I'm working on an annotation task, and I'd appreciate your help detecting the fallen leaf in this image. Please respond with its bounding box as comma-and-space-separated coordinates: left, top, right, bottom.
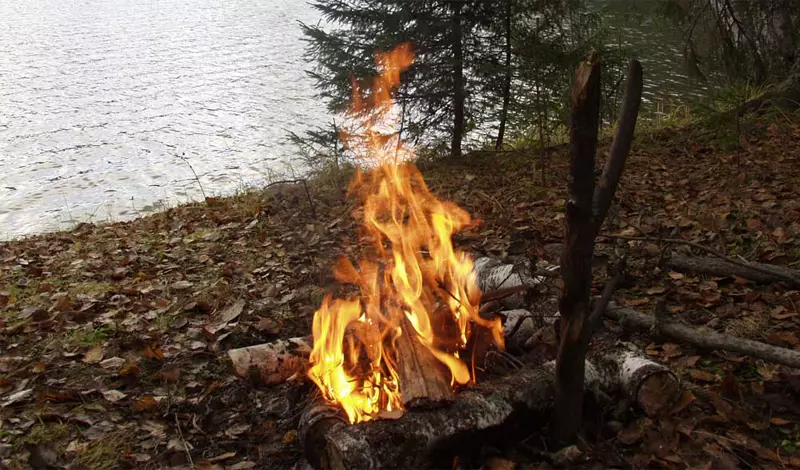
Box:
255, 317, 282, 334
486, 457, 515, 470
101, 390, 127, 403
746, 218, 763, 229
1, 388, 33, 407
767, 331, 799, 346
119, 363, 141, 377
99, 357, 126, 369
769, 417, 791, 426
142, 420, 167, 439
170, 280, 193, 291
668, 271, 685, 280
670, 390, 696, 415
688, 369, 717, 382
646, 285, 667, 295
770, 306, 798, 320
225, 423, 251, 437
83, 345, 104, 364
52, 294, 72, 312
133, 395, 159, 412
209, 452, 237, 463
228, 463, 257, 470
143, 344, 164, 360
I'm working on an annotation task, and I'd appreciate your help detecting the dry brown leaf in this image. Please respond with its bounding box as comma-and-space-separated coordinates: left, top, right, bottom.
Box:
769, 417, 791, 426
767, 331, 799, 346
669, 390, 695, 415
83, 345, 104, 364
746, 218, 763, 229
486, 457, 515, 470
132, 395, 158, 412
101, 390, 127, 403
617, 422, 644, 445
143, 344, 164, 360
688, 369, 717, 382
646, 285, 667, 295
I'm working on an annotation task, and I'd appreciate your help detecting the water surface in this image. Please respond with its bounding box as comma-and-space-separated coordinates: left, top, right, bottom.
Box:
0, 0, 327, 238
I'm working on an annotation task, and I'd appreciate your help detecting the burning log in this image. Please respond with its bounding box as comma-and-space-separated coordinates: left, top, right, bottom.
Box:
228, 309, 535, 384
227, 336, 312, 385
300, 362, 603, 470
395, 318, 455, 407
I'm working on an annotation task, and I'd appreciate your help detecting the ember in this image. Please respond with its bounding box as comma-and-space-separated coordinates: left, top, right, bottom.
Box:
307, 44, 504, 423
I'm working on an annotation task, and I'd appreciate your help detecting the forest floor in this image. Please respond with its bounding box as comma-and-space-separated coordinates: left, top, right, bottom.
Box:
2, 110, 800, 470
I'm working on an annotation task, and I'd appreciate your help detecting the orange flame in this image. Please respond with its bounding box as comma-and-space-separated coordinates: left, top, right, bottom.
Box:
308, 44, 504, 424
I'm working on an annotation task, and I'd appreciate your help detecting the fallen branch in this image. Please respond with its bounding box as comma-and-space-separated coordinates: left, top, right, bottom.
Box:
667, 252, 800, 288
603, 234, 800, 286
605, 302, 800, 369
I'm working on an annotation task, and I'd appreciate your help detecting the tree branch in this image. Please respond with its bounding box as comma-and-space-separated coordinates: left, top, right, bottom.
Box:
592, 59, 643, 235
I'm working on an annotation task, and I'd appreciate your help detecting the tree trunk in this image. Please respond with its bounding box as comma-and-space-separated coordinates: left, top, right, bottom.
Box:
555, 51, 601, 444
555, 57, 643, 444
451, 0, 465, 159
495, 0, 512, 151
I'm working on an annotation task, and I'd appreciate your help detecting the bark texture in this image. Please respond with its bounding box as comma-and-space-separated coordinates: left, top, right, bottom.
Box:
300, 363, 602, 470
227, 336, 312, 385
605, 302, 800, 369
667, 252, 800, 288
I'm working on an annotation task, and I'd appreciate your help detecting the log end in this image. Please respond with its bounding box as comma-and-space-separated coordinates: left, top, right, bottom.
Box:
637, 370, 682, 417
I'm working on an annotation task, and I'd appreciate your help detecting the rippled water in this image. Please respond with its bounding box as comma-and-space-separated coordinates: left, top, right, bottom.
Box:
0, 0, 327, 239
0, 0, 708, 240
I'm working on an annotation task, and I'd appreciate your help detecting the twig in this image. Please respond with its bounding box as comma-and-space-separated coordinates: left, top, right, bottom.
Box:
587, 257, 626, 334
176, 153, 207, 202
174, 413, 194, 469
601, 234, 798, 283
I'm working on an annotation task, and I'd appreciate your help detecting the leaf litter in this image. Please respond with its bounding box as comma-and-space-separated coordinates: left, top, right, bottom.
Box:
1, 115, 800, 468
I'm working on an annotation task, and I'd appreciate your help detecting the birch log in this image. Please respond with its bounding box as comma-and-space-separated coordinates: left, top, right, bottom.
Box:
227, 336, 312, 384
300, 362, 602, 470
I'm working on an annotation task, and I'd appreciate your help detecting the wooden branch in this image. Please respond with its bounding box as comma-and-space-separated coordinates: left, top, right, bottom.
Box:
587, 258, 626, 334
300, 363, 604, 470
556, 50, 602, 444
605, 302, 800, 369
592, 59, 643, 235
395, 318, 454, 408
227, 336, 312, 385
603, 234, 800, 285
667, 252, 800, 288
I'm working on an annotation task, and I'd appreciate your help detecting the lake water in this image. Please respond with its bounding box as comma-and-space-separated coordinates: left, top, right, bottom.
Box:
0, 0, 327, 238
0, 0, 707, 240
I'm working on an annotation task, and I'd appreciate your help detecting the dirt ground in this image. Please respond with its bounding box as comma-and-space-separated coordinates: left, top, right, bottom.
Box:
2, 113, 800, 469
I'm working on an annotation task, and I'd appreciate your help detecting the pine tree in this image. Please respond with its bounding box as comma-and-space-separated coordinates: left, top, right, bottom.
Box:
300, 0, 474, 157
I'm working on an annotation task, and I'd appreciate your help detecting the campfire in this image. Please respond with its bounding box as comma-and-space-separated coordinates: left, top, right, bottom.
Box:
306, 44, 503, 424
221, 49, 730, 470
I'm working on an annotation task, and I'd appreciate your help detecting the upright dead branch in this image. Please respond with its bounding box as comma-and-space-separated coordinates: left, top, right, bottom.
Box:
593, 60, 643, 234
555, 56, 643, 443
555, 51, 602, 443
